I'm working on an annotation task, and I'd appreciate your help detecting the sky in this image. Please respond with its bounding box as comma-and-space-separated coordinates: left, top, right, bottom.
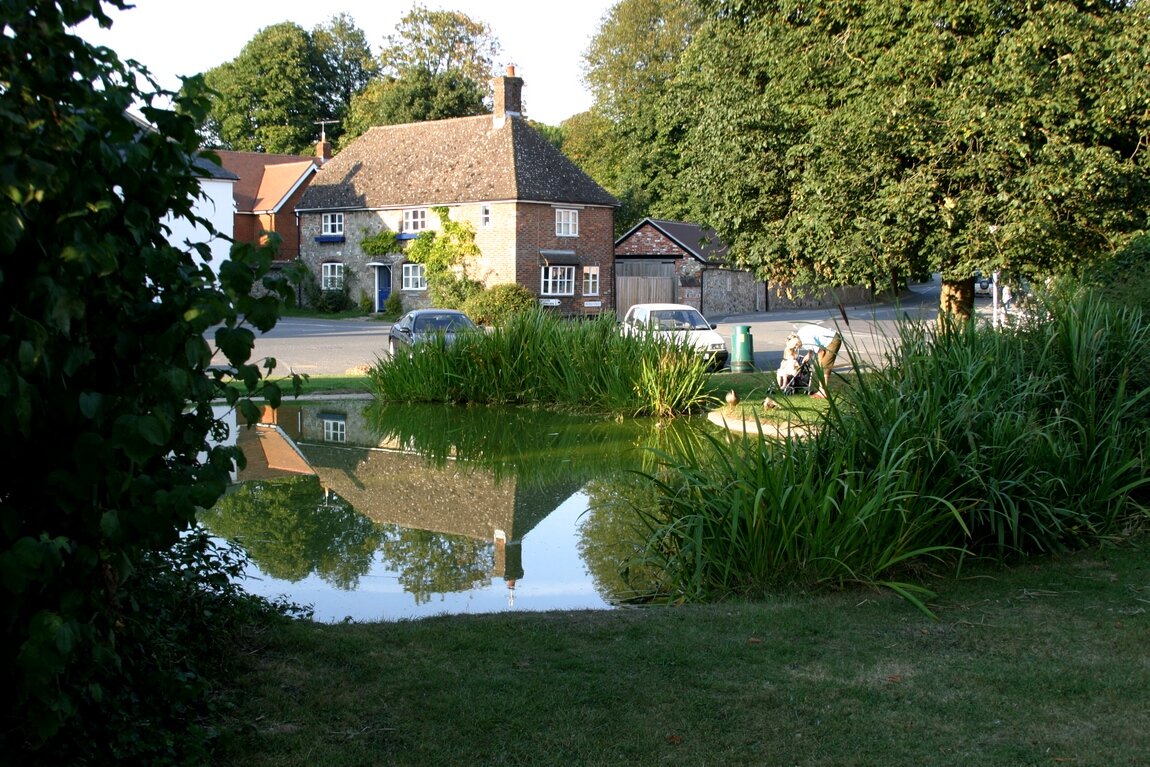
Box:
76, 0, 618, 127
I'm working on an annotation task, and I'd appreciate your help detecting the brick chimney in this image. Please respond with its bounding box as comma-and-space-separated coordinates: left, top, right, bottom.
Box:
492, 65, 523, 126
316, 137, 332, 163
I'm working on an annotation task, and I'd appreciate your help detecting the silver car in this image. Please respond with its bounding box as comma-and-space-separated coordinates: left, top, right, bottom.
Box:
388, 309, 477, 356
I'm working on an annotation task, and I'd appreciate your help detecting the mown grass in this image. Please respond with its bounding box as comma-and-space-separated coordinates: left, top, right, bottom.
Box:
214, 540, 1150, 766
636, 291, 1150, 608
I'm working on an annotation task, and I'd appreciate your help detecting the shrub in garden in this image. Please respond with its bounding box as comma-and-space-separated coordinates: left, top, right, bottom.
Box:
462, 282, 538, 325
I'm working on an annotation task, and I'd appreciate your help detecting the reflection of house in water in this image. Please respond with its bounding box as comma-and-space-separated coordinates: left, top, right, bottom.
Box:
234, 408, 315, 482
243, 403, 584, 585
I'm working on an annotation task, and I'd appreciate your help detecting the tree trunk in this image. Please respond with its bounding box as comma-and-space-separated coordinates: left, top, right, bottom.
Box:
939, 275, 974, 328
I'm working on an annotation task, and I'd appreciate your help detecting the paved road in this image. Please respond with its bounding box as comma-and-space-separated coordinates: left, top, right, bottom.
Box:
230, 278, 954, 376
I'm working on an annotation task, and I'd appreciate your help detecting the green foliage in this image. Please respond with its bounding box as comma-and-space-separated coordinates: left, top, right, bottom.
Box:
405, 207, 484, 308
0, 2, 300, 759
370, 310, 714, 416
311, 12, 379, 139
1082, 235, 1150, 315
578, 0, 704, 227
637, 291, 1149, 606
382, 291, 404, 320
360, 229, 402, 256
679, 0, 1150, 312
341, 67, 486, 145
378, 6, 500, 84
202, 22, 324, 153
461, 283, 538, 325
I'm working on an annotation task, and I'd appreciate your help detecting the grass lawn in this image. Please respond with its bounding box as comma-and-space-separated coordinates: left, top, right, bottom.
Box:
215, 541, 1150, 766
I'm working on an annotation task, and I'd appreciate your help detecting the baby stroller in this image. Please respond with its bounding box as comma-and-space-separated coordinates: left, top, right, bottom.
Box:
781, 355, 813, 394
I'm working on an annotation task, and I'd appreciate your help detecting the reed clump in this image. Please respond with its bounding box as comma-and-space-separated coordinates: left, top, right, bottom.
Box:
635, 291, 1150, 609
369, 309, 714, 417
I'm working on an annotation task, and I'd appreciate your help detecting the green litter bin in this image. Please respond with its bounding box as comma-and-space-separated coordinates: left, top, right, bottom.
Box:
731, 324, 754, 373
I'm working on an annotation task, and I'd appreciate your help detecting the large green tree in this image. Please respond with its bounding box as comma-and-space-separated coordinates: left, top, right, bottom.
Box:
379, 4, 501, 85
203, 15, 376, 153
341, 65, 486, 145
312, 12, 380, 142
1, 0, 296, 759
580, 0, 705, 230
680, 0, 1150, 318
203, 21, 323, 153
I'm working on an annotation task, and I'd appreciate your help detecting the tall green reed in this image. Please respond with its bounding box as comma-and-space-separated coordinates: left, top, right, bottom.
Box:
634, 290, 1149, 607
369, 309, 715, 416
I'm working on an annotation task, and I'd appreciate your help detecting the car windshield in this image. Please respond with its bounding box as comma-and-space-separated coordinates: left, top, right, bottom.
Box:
650, 309, 709, 331
414, 314, 474, 333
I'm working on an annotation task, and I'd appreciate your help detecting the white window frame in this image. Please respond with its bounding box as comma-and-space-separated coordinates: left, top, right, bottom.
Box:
322, 417, 346, 443
403, 208, 428, 232
481, 205, 491, 227
541, 265, 576, 296
321, 212, 344, 236
555, 208, 579, 237
321, 262, 344, 290
582, 266, 600, 296
402, 263, 427, 291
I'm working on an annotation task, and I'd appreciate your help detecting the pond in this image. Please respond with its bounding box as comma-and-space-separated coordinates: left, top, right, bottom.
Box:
202, 399, 723, 623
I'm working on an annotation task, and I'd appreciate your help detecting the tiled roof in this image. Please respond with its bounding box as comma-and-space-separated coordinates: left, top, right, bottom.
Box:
214, 151, 319, 213
618, 218, 730, 264
296, 115, 618, 211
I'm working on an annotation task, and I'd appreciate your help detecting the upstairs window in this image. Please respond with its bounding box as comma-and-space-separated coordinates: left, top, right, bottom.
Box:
321, 262, 344, 290
555, 208, 579, 237
321, 212, 344, 236
481, 205, 491, 227
402, 208, 428, 232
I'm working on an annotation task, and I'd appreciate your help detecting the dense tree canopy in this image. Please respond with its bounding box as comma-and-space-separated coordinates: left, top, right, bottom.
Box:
579, 0, 704, 231
679, 0, 1150, 316
312, 12, 379, 139
202, 15, 378, 153
341, 66, 486, 145
203, 21, 324, 153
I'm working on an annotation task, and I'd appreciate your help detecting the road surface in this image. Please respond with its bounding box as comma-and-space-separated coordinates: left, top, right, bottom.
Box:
222, 278, 954, 377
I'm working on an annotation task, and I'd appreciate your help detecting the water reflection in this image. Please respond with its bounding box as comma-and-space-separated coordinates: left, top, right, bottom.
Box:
201, 399, 714, 622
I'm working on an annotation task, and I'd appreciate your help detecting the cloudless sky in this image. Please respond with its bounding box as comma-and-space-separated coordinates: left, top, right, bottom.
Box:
77, 0, 618, 127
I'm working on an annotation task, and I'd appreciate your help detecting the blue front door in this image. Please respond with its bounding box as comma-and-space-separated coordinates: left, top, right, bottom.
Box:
376, 266, 392, 311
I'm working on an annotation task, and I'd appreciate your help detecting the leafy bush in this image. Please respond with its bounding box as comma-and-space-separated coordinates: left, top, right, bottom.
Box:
0, 4, 301, 761
1083, 235, 1150, 315
462, 282, 538, 325
383, 292, 404, 320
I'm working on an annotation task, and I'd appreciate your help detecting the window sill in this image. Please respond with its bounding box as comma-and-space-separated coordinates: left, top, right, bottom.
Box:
315, 235, 345, 243
396, 232, 421, 241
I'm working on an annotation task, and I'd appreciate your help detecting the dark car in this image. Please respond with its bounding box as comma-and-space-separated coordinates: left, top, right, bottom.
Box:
387, 309, 478, 356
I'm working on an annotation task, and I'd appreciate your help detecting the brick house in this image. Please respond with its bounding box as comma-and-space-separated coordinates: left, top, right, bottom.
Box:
214, 148, 326, 262
614, 218, 768, 319
294, 68, 618, 315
